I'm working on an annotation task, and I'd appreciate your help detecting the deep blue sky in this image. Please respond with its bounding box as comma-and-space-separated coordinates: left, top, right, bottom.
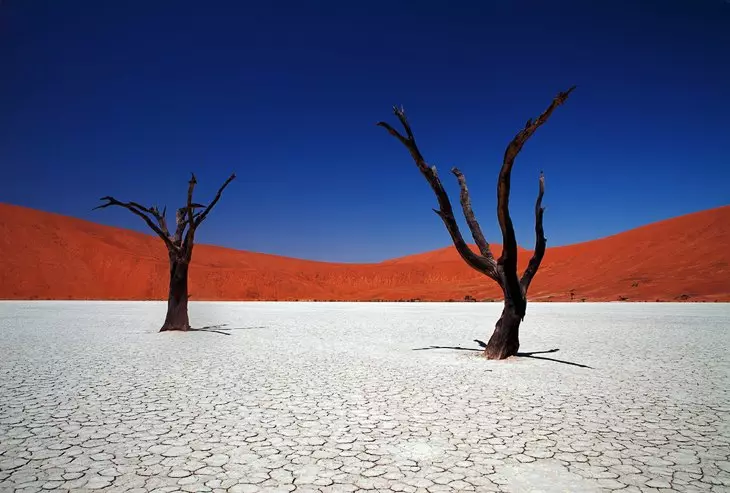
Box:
1, 0, 728, 262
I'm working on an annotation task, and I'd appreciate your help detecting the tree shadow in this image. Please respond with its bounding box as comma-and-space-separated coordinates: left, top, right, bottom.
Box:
413, 345, 480, 352
517, 351, 593, 369
415, 340, 593, 369
189, 324, 266, 336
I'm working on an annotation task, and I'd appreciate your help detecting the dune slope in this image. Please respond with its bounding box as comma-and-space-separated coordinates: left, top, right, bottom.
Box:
1, 203, 728, 301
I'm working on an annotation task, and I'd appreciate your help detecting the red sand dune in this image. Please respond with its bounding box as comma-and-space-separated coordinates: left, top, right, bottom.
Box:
1, 203, 729, 302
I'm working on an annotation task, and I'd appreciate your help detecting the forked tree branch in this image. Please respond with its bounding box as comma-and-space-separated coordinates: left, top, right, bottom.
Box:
172, 206, 203, 244
520, 172, 546, 293
377, 108, 500, 283
179, 173, 236, 258
149, 206, 170, 238
94, 197, 177, 252
125, 200, 171, 239
497, 86, 575, 316
96, 173, 236, 259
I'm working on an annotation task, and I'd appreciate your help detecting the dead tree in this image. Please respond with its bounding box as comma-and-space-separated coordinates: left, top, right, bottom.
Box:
378, 87, 575, 359
94, 173, 236, 332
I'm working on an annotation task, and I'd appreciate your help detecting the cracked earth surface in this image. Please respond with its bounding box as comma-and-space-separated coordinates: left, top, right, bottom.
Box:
1, 301, 729, 493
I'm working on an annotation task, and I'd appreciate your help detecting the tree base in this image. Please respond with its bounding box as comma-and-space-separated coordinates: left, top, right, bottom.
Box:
159, 300, 190, 333
483, 344, 519, 360
159, 324, 190, 332
482, 306, 521, 360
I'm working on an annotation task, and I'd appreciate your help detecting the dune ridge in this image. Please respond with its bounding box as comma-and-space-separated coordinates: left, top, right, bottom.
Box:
1, 203, 728, 302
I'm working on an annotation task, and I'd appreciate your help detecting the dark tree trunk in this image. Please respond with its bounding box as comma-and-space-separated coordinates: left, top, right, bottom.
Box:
484, 301, 522, 360
160, 257, 190, 332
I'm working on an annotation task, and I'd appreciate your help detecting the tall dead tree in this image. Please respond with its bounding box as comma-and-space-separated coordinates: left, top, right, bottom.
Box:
94, 173, 236, 332
378, 87, 575, 359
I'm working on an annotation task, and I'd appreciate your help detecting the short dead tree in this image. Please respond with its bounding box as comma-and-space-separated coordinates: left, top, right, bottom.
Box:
378, 87, 575, 359
95, 173, 235, 332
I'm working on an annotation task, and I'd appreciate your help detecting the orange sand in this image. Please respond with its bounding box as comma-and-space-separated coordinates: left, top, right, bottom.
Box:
1, 203, 728, 302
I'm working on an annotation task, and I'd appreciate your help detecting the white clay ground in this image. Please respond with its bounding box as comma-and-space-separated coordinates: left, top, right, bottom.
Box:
1, 301, 729, 492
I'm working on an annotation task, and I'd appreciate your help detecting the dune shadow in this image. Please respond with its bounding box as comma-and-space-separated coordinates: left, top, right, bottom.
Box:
189, 324, 266, 336
416, 341, 593, 369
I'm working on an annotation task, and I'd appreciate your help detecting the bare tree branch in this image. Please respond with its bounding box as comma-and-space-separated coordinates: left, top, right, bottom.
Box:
174, 207, 187, 245
520, 172, 546, 293
182, 174, 198, 253
193, 173, 236, 228
94, 197, 177, 252
451, 167, 499, 280
497, 86, 575, 317
149, 206, 171, 239
377, 107, 499, 280
125, 201, 173, 240
377, 121, 410, 148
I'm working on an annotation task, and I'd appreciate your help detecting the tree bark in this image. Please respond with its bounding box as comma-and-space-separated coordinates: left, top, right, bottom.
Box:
160, 256, 190, 332
484, 298, 522, 360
